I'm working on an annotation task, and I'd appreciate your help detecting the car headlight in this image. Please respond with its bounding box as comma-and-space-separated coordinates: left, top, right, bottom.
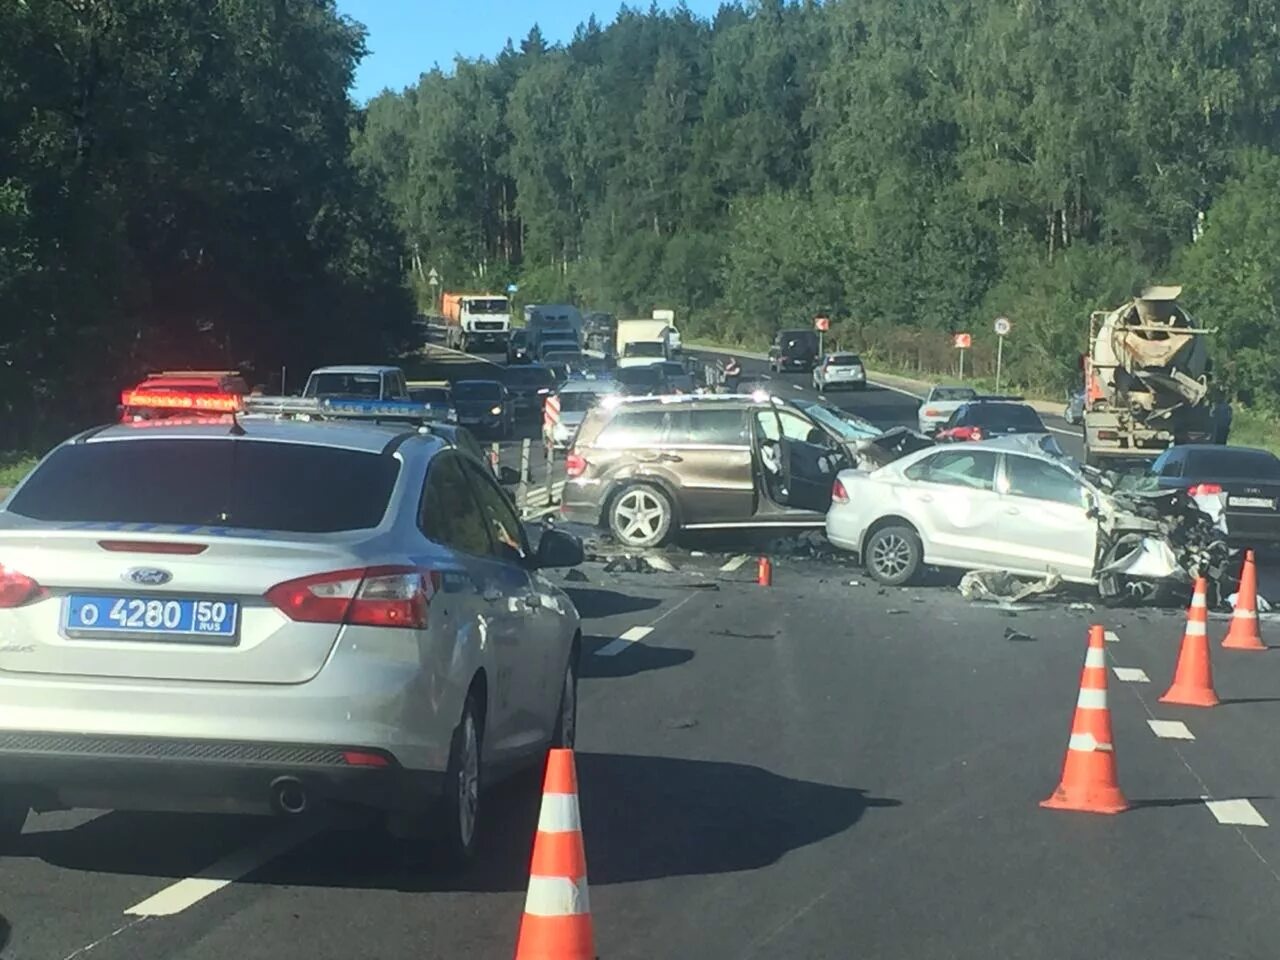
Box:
447, 409, 458, 422
490, 405, 503, 416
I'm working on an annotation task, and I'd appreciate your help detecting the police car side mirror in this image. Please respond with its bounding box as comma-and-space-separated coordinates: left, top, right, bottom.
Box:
534, 528, 584, 568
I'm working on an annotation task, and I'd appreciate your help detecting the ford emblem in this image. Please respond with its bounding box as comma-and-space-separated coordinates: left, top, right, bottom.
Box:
124, 567, 172, 586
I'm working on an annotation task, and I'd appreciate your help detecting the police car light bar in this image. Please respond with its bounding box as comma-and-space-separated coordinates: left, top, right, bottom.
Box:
121, 389, 243, 412
242, 395, 440, 422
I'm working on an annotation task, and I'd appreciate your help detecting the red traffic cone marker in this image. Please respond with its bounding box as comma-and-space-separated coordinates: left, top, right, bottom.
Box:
1042, 625, 1129, 815
1223, 550, 1266, 651
1160, 577, 1220, 707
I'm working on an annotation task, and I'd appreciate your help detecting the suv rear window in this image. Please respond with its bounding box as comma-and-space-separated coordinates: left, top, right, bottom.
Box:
305, 373, 382, 399
8, 440, 399, 533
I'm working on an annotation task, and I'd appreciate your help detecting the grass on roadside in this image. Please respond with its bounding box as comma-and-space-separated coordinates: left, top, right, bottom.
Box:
0, 453, 39, 488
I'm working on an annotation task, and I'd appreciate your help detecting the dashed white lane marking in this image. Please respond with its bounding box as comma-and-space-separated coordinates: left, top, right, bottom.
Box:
720, 554, 750, 572
23, 809, 107, 834
594, 626, 653, 657
125, 818, 324, 917
1148, 719, 1196, 740
1104, 630, 1120, 643
1112, 667, 1150, 683
1206, 799, 1268, 827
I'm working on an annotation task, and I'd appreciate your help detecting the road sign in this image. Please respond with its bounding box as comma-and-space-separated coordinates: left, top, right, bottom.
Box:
994, 316, 1012, 337
814, 316, 830, 332
506, 283, 519, 294
953, 333, 972, 350
427, 268, 440, 286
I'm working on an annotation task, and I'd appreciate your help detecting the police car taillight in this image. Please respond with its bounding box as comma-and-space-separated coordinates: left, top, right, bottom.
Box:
0, 565, 44, 608
265, 566, 435, 629
121, 389, 243, 412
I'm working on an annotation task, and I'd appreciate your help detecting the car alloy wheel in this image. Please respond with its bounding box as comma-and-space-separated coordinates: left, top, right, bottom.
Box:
456, 711, 479, 850
866, 525, 921, 586
426, 694, 483, 869
552, 655, 578, 749
610, 485, 673, 547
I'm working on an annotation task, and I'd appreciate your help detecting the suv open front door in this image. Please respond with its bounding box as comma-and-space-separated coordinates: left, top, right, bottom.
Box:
753, 407, 846, 514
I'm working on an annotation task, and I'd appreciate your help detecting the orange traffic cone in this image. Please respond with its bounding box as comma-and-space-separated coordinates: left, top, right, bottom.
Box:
1159, 577, 1220, 707
514, 749, 595, 960
1042, 625, 1129, 814
1223, 550, 1267, 651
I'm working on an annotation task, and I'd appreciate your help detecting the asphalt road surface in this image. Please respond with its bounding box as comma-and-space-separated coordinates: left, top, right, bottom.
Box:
9, 557, 1280, 959
7, 345, 1280, 959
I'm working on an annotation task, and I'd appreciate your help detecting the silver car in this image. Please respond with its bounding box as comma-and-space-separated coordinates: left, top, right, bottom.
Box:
827, 437, 1103, 585
544, 378, 619, 450
812, 353, 867, 392
0, 412, 584, 865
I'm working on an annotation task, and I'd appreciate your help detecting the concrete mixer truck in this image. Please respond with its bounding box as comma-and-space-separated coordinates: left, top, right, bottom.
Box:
1082, 285, 1220, 468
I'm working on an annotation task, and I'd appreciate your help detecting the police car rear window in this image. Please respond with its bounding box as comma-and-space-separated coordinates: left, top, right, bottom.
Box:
8, 439, 399, 533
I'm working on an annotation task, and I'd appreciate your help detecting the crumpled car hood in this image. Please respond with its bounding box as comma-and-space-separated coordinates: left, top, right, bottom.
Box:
1090, 478, 1233, 597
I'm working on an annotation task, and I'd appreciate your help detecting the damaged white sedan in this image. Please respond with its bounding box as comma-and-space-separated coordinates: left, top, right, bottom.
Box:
826, 434, 1232, 603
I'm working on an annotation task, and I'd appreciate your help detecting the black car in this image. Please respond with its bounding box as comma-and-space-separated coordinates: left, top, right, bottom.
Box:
507, 329, 532, 364
937, 401, 1047, 442
500, 364, 557, 419
1149, 444, 1280, 547
769, 330, 820, 374
656, 361, 697, 394
614, 365, 666, 396
451, 379, 515, 438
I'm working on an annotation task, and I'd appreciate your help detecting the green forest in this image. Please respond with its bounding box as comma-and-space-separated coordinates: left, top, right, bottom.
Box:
356, 0, 1280, 413
0, 0, 413, 449
5, 0, 1280, 455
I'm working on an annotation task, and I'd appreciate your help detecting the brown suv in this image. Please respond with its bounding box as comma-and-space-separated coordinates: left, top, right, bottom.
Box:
560, 394, 854, 547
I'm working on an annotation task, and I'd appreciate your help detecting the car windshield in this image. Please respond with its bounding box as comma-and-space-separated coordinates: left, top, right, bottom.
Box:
970, 404, 1045, 431
502, 366, 555, 387
453, 381, 502, 401
617, 366, 661, 384
510, 330, 527, 345
932, 386, 977, 402
828, 354, 861, 366
409, 387, 451, 404
1184, 449, 1280, 480
558, 391, 607, 413
794, 400, 880, 440
304, 373, 382, 399
468, 299, 508, 314
8, 440, 399, 533
624, 342, 665, 358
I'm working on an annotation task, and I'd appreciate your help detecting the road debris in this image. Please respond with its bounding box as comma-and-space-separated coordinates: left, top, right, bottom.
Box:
1003, 628, 1037, 642
644, 554, 678, 573
563, 569, 589, 583
959, 570, 1063, 606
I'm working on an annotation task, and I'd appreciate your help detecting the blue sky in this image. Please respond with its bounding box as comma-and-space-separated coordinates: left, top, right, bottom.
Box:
337, 0, 727, 102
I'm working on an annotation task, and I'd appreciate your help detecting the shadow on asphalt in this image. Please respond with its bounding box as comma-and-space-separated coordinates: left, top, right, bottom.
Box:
564, 587, 662, 619
257, 754, 897, 894
579, 637, 694, 678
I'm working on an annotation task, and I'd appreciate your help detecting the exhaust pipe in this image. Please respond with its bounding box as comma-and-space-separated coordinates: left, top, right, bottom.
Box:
270, 776, 308, 816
